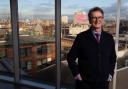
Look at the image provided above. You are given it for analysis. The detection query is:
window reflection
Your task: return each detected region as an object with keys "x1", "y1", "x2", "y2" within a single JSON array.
[
  {"x1": 0, "y1": 0, "x2": 14, "y2": 75},
  {"x1": 18, "y1": 0, "x2": 56, "y2": 87}
]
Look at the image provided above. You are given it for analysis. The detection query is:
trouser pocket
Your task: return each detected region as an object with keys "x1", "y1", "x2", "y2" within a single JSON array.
[{"x1": 75, "y1": 80, "x2": 90, "y2": 89}]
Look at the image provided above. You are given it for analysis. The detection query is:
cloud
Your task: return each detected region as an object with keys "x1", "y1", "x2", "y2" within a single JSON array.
[
  {"x1": 62, "y1": 0, "x2": 128, "y2": 19},
  {"x1": 0, "y1": 8, "x2": 10, "y2": 16},
  {"x1": 32, "y1": 1, "x2": 54, "y2": 15},
  {"x1": 1, "y1": 0, "x2": 128, "y2": 20},
  {"x1": 39, "y1": 2, "x2": 54, "y2": 7},
  {"x1": 121, "y1": 0, "x2": 128, "y2": 5},
  {"x1": 30, "y1": 2, "x2": 55, "y2": 19},
  {"x1": 101, "y1": 3, "x2": 116, "y2": 19},
  {"x1": 33, "y1": 7, "x2": 54, "y2": 15},
  {"x1": 93, "y1": 0, "x2": 128, "y2": 19},
  {"x1": 62, "y1": 3, "x2": 88, "y2": 15}
]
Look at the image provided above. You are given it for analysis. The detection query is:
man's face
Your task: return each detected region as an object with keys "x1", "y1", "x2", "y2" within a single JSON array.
[{"x1": 90, "y1": 11, "x2": 104, "y2": 29}]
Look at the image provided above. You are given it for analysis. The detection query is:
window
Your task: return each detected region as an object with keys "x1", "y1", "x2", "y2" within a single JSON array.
[
  {"x1": 0, "y1": 0, "x2": 14, "y2": 75},
  {"x1": 37, "y1": 45, "x2": 47, "y2": 55},
  {"x1": 1, "y1": 0, "x2": 126, "y2": 89},
  {"x1": 125, "y1": 60, "x2": 128, "y2": 67},
  {"x1": 117, "y1": 0, "x2": 128, "y2": 69},
  {"x1": 61, "y1": 0, "x2": 116, "y2": 88},
  {"x1": 27, "y1": 61, "x2": 32, "y2": 70},
  {"x1": 18, "y1": 0, "x2": 56, "y2": 87}
]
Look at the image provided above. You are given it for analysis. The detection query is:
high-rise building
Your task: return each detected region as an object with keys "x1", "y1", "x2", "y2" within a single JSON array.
[
  {"x1": 61, "y1": 16, "x2": 68, "y2": 24},
  {"x1": 73, "y1": 11, "x2": 88, "y2": 24}
]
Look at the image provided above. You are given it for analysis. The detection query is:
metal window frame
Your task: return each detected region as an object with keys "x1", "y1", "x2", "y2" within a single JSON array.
[
  {"x1": 10, "y1": 0, "x2": 62, "y2": 88},
  {"x1": 0, "y1": 0, "x2": 123, "y2": 89},
  {"x1": 10, "y1": 0, "x2": 20, "y2": 83},
  {"x1": 0, "y1": 75, "x2": 55, "y2": 89},
  {"x1": 11, "y1": 0, "x2": 62, "y2": 88},
  {"x1": 55, "y1": 0, "x2": 61, "y2": 89},
  {"x1": 113, "y1": 0, "x2": 121, "y2": 89},
  {"x1": 0, "y1": 0, "x2": 59, "y2": 88}
]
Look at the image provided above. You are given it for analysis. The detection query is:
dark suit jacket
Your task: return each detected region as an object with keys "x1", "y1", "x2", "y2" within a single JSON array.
[{"x1": 67, "y1": 28, "x2": 117, "y2": 82}]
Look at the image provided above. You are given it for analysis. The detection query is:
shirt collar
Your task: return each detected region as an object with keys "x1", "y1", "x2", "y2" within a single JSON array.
[{"x1": 92, "y1": 29, "x2": 101, "y2": 36}]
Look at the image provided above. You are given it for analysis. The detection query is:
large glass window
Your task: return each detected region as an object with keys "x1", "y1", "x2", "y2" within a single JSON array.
[
  {"x1": 116, "y1": 0, "x2": 128, "y2": 89},
  {"x1": 0, "y1": 0, "x2": 14, "y2": 76},
  {"x1": 61, "y1": 0, "x2": 116, "y2": 88},
  {"x1": 1, "y1": 0, "x2": 128, "y2": 89},
  {"x1": 18, "y1": 0, "x2": 56, "y2": 87},
  {"x1": 117, "y1": 0, "x2": 128, "y2": 68}
]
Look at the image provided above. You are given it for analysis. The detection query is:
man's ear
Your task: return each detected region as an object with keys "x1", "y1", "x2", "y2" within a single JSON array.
[{"x1": 89, "y1": 19, "x2": 92, "y2": 24}]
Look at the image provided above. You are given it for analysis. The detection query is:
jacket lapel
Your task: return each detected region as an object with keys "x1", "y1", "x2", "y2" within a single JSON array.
[
  {"x1": 86, "y1": 28, "x2": 106, "y2": 48},
  {"x1": 99, "y1": 31, "x2": 105, "y2": 47},
  {"x1": 87, "y1": 29, "x2": 99, "y2": 44}
]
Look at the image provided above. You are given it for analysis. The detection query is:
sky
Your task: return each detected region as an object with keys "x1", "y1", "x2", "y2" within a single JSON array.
[{"x1": 0, "y1": 0, "x2": 128, "y2": 19}]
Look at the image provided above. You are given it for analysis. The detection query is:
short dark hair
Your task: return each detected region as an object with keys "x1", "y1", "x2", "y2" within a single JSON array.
[{"x1": 88, "y1": 7, "x2": 104, "y2": 22}]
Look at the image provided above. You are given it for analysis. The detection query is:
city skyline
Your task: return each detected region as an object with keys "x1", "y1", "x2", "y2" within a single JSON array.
[{"x1": 0, "y1": 0, "x2": 128, "y2": 19}]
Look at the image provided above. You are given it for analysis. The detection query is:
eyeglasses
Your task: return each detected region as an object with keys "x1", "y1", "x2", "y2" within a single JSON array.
[{"x1": 90, "y1": 16, "x2": 103, "y2": 20}]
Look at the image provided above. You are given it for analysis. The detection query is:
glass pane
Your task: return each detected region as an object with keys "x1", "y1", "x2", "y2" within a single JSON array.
[
  {"x1": 61, "y1": 0, "x2": 116, "y2": 88},
  {"x1": 18, "y1": 0, "x2": 55, "y2": 87},
  {"x1": 116, "y1": 0, "x2": 128, "y2": 89},
  {"x1": 117, "y1": 0, "x2": 128, "y2": 68},
  {"x1": 0, "y1": 0, "x2": 14, "y2": 76}
]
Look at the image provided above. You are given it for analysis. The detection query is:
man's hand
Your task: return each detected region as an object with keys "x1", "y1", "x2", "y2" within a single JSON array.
[
  {"x1": 74, "y1": 74, "x2": 82, "y2": 81},
  {"x1": 107, "y1": 74, "x2": 112, "y2": 81}
]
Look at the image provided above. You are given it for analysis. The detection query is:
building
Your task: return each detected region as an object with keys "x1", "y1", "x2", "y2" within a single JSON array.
[
  {"x1": 61, "y1": 24, "x2": 70, "y2": 36},
  {"x1": 73, "y1": 11, "x2": 88, "y2": 25},
  {"x1": 69, "y1": 24, "x2": 89, "y2": 36},
  {"x1": 61, "y1": 16, "x2": 68, "y2": 24},
  {"x1": 0, "y1": 35, "x2": 55, "y2": 75}
]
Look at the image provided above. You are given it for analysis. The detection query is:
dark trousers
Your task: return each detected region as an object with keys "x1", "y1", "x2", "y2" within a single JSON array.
[{"x1": 75, "y1": 80, "x2": 109, "y2": 89}]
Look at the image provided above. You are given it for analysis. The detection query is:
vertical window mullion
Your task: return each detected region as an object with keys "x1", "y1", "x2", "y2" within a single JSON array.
[
  {"x1": 55, "y1": 0, "x2": 61, "y2": 89},
  {"x1": 113, "y1": 0, "x2": 121, "y2": 89},
  {"x1": 10, "y1": 0, "x2": 20, "y2": 83}
]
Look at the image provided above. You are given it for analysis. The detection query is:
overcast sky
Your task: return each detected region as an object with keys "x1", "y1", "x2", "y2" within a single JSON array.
[{"x1": 0, "y1": 0, "x2": 128, "y2": 19}]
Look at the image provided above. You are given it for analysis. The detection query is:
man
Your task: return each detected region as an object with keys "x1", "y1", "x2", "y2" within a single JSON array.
[{"x1": 67, "y1": 7, "x2": 116, "y2": 89}]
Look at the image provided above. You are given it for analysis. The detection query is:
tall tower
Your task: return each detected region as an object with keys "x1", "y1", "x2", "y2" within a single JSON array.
[{"x1": 73, "y1": 11, "x2": 87, "y2": 24}]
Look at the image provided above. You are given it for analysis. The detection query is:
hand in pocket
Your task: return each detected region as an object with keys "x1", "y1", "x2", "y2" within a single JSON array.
[{"x1": 75, "y1": 80, "x2": 90, "y2": 89}]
